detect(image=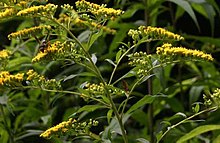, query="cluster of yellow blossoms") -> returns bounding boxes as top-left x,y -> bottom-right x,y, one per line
75,18 -> 116,34
75,0 -> 124,20
0,71 -> 24,87
0,0 -> 48,19
156,43 -> 214,61
17,3 -> 57,17
8,25 -> 51,39
128,26 -> 184,42
40,118 -> 99,139
40,118 -> 76,138
0,50 -> 11,60
0,69 -> 60,89
32,41 -> 80,63
26,69 -> 61,89
0,8 -> 17,19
